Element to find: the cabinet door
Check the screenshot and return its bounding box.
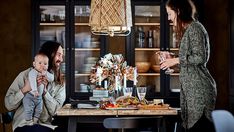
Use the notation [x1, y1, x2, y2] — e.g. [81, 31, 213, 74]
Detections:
[39, 5, 67, 83]
[134, 5, 161, 99]
[39, 5, 66, 48]
[73, 5, 101, 99]
[168, 22, 180, 96]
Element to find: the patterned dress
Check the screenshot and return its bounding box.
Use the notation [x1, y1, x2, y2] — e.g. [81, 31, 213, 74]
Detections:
[178, 21, 217, 129]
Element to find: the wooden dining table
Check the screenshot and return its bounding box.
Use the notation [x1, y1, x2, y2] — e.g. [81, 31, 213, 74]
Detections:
[56, 104, 178, 132]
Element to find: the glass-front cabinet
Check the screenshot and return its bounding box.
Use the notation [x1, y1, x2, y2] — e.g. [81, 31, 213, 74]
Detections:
[132, 2, 180, 106]
[134, 5, 161, 99]
[32, 0, 180, 107]
[74, 5, 101, 99]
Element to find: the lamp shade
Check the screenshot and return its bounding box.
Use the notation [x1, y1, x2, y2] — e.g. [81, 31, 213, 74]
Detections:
[89, 0, 132, 36]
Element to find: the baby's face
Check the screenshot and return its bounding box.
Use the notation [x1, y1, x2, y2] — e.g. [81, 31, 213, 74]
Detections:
[34, 55, 49, 73]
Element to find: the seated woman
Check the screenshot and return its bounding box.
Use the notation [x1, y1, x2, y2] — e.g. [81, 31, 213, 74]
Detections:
[5, 41, 65, 132]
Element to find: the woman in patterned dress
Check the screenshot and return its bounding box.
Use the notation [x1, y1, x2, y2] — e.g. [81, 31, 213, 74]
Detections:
[160, 0, 217, 131]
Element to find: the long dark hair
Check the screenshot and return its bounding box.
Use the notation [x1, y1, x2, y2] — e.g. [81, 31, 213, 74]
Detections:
[166, 0, 197, 43]
[39, 41, 64, 85]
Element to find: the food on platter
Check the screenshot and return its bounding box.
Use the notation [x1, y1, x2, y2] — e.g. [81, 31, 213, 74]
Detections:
[138, 104, 170, 110]
[116, 96, 139, 106]
[105, 106, 138, 110]
[99, 99, 116, 109]
[99, 96, 168, 110]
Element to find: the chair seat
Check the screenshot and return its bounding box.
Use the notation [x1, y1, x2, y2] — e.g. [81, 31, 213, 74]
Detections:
[212, 110, 234, 132]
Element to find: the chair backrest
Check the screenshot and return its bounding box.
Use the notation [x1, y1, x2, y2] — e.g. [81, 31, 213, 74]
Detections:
[212, 110, 234, 132]
[2, 112, 14, 124]
[103, 116, 163, 130]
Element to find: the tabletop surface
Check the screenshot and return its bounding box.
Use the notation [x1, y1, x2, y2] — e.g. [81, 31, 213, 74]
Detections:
[56, 104, 178, 116]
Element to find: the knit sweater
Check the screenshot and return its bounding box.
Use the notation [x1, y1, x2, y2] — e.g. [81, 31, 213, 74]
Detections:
[4, 68, 66, 131]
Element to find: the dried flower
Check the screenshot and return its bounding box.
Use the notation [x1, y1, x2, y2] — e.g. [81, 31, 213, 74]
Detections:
[90, 53, 136, 92]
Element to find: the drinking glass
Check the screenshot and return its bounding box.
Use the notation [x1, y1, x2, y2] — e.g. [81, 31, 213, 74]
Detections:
[137, 87, 147, 100]
[123, 87, 133, 97]
[158, 52, 174, 74]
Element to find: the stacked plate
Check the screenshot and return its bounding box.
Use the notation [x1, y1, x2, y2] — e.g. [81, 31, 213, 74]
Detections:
[82, 57, 98, 73]
[40, 30, 56, 45]
[82, 37, 100, 48]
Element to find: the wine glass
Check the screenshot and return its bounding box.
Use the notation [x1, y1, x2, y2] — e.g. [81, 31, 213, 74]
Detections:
[158, 52, 174, 74]
[123, 87, 133, 97]
[137, 87, 147, 101]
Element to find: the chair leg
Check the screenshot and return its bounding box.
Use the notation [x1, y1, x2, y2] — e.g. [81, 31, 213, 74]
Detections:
[121, 128, 124, 132]
[174, 122, 177, 132]
[162, 118, 166, 132]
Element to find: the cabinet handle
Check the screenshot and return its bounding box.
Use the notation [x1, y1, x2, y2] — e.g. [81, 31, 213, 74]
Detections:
[166, 48, 169, 50]
[161, 48, 164, 50]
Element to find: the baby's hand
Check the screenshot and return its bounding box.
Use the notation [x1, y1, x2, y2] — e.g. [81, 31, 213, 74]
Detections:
[34, 91, 39, 97]
[41, 71, 47, 76]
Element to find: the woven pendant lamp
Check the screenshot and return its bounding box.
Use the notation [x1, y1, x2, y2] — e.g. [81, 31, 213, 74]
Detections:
[89, 0, 132, 36]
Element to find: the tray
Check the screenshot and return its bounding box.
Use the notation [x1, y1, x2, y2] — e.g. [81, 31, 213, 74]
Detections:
[106, 107, 138, 110]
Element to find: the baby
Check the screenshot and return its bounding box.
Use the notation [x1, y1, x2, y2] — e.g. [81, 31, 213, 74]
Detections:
[23, 53, 54, 125]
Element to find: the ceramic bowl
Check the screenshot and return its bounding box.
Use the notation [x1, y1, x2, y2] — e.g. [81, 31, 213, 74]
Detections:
[135, 62, 151, 73]
[151, 65, 160, 73]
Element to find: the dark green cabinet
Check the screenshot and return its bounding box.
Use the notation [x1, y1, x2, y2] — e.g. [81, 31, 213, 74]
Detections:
[32, 0, 180, 107]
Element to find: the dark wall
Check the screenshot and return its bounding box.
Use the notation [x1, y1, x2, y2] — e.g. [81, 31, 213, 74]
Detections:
[204, 0, 230, 109]
[0, 0, 230, 131]
[0, 0, 31, 131]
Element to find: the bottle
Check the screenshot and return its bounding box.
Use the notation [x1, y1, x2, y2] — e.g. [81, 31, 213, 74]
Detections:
[153, 28, 160, 48]
[131, 81, 138, 98]
[135, 26, 145, 48]
[147, 30, 154, 48]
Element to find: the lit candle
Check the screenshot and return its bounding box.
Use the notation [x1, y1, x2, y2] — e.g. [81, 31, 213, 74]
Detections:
[98, 74, 102, 86]
[134, 68, 137, 85]
[104, 80, 107, 89]
[123, 74, 127, 88]
[97, 67, 102, 86]
[115, 75, 118, 90]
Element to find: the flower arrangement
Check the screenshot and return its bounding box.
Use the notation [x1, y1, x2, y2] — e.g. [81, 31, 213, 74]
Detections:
[90, 53, 136, 92]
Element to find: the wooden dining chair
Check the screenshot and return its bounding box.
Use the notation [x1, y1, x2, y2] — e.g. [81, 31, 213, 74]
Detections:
[103, 116, 165, 132]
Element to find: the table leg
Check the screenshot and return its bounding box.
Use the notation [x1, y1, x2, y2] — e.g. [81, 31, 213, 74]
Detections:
[68, 117, 77, 132]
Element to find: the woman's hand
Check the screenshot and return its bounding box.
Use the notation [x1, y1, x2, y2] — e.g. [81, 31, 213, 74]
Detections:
[160, 58, 179, 70]
[157, 51, 173, 59]
[21, 79, 31, 94]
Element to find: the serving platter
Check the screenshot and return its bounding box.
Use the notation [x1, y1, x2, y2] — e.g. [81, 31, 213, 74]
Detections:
[106, 107, 138, 110]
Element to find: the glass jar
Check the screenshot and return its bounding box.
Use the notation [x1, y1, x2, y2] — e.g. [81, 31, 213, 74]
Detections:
[135, 26, 145, 48]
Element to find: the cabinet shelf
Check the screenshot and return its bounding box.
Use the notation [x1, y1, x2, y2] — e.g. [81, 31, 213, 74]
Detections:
[40, 23, 65, 26]
[75, 48, 100, 51]
[75, 73, 90, 77]
[75, 23, 89, 26]
[40, 23, 90, 26]
[138, 73, 160, 76]
[170, 48, 179, 51]
[135, 48, 160, 51]
[135, 23, 160, 26]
